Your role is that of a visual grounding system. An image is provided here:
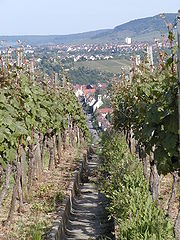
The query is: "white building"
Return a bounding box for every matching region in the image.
[93,95,103,112]
[89,56,96,61]
[88,98,96,107]
[75,86,83,97]
[125,37,132,45]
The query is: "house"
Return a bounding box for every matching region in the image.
[97,108,113,118]
[74,84,83,97]
[82,84,96,97]
[87,96,96,107]
[96,113,111,131]
[93,95,103,113]
[101,118,111,131]
[96,114,104,128]
[82,85,96,105]
[83,88,96,96]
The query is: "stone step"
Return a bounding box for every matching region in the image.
[63,152,114,240]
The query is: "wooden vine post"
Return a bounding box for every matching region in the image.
[177,10,180,147]
[174,9,180,240]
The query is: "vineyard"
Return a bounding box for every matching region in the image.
[99,26,180,239]
[0,59,89,238]
[0,15,180,240]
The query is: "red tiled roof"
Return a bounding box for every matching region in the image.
[83,88,96,96]
[97,108,113,114]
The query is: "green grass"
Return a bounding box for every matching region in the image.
[74,58,130,74]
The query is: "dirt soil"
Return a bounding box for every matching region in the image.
[0,146,86,240]
[160,173,179,224]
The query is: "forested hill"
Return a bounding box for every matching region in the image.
[0,13,176,45]
[114,13,176,33]
[92,13,176,42]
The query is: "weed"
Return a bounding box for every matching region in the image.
[43,196,56,212]
[28,191,34,203]
[26,221,45,240]
[36,183,55,198]
[17,219,48,240]
[55,191,64,204]
[32,202,43,213]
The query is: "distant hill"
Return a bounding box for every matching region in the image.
[115,13,176,33]
[0,13,177,46]
[0,29,110,46]
[92,13,177,43]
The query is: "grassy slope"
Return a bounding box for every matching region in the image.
[74,58,130,74]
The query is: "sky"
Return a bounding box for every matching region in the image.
[0,0,180,35]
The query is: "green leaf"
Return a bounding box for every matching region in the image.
[0,132,5,143]
[0,157,7,169]
[6,148,16,162]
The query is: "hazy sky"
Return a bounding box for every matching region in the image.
[0,0,179,35]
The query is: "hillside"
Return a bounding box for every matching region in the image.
[0,13,176,46]
[92,13,176,42]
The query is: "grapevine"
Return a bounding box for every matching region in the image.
[0,61,89,225]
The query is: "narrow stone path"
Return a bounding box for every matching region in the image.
[63,152,114,240]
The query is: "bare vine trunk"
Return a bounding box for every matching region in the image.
[68,122,72,147]
[129,128,135,153]
[17,161,24,213]
[74,125,78,147]
[48,136,54,171]
[62,131,67,150]
[77,127,80,147]
[128,131,131,152]
[27,144,35,192]
[149,151,160,202]
[53,135,57,167]
[70,128,74,147]
[6,165,18,223]
[35,135,42,181]
[41,135,47,169]
[140,146,148,179]
[168,172,179,217]
[79,130,83,145]
[57,132,62,163]
[70,119,75,147]
[21,148,28,200]
[0,163,11,208]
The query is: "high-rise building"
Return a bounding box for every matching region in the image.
[125,37,132,45]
